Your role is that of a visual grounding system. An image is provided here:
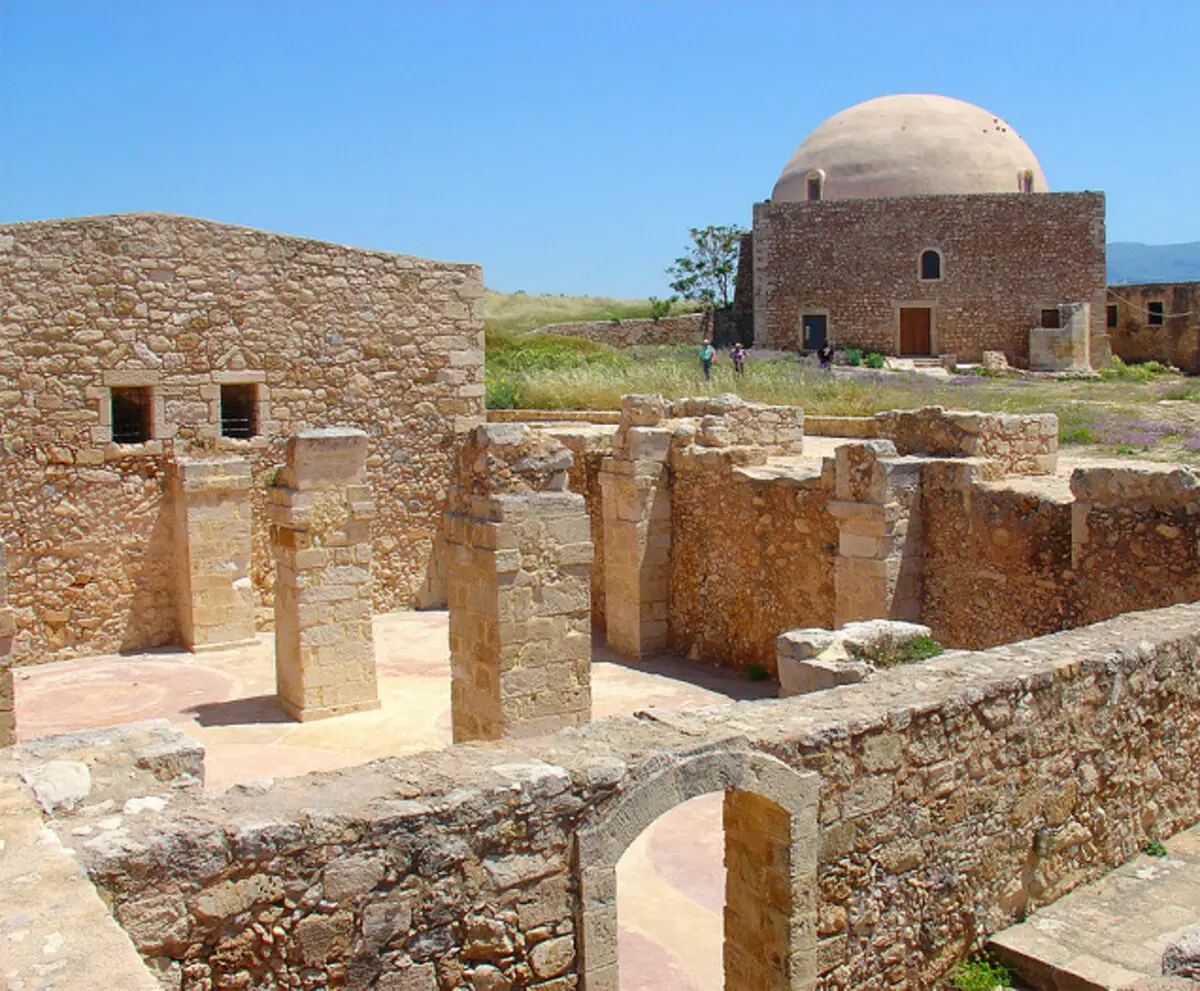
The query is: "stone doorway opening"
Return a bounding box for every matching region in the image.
[574,747,820,990]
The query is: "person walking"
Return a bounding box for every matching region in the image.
[700,339,715,380]
[731,342,746,375]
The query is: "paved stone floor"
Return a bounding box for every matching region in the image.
[13,611,761,990]
[990,824,1200,989]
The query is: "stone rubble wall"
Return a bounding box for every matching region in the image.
[1107,281,1200,373]
[51,602,1200,991]
[534,311,706,348]
[921,462,1200,650]
[0,212,484,663]
[0,540,13,746]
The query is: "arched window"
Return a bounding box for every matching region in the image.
[920,249,942,281]
[806,170,824,201]
[1020,170,1034,194]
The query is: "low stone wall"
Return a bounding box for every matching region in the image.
[804,415,879,438]
[487,409,622,425]
[876,406,1058,475]
[38,602,1200,991]
[922,462,1200,650]
[0,541,13,746]
[537,312,706,347]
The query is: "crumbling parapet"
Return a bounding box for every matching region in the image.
[831,440,924,626]
[445,423,593,741]
[169,458,256,652]
[599,396,673,658]
[269,429,379,722]
[876,406,1058,475]
[0,540,14,747]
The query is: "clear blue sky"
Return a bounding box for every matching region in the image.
[2,1,1197,297]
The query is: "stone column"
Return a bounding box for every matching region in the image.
[270,429,380,722]
[830,440,924,626]
[0,541,14,747]
[170,458,256,652]
[445,424,592,742]
[598,395,672,658]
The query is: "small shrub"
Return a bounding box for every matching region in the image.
[859,634,945,669]
[746,664,771,682]
[844,348,863,367]
[648,296,675,323]
[1144,838,1168,858]
[1099,356,1176,383]
[486,376,520,410]
[1060,424,1094,445]
[951,954,1013,991]
[864,352,886,369]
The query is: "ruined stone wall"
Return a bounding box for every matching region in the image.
[752,192,1107,365]
[64,603,1200,991]
[0,212,484,663]
[922,462,1200,650]
[668,448,836,673]
[0,541,13,746]
[1107,281,1200,373]
[875,406,1058,475]
[534,312,706,347]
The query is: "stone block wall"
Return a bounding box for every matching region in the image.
[0,212,484,663]
[536,311,706,347]
[444,424,593,741]
[875,406,1058,475]
[270,430,380,722]
[1107,281,1200,373]
[57,602,1200,991]
[170,458,256,651]
[752,192,1107,365]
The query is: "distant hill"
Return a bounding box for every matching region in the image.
[1108,242,1200,284]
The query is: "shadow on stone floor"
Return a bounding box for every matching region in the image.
[592,637,778,703]
[185,694,292,727]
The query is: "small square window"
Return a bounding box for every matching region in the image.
[1040,308,1061,329]
[111,387,153,444]
[220,384,258,439]
[1148,301,1165,326]
[1107,304,1118,329]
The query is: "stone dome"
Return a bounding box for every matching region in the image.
[772,94,1047,202]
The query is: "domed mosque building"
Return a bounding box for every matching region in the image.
[737,94,1108,369]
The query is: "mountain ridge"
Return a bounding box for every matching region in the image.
[1108,242,1200,284]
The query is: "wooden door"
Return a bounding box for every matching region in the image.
[899,308,932,355]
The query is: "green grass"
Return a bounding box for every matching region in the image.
[485,338,1200,461]
[1144,838,1168,858]
[483,290,701,334]
[951,955,1013,991]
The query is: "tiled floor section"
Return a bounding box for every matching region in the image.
[13,611,761,989]
[989,824,1200,989]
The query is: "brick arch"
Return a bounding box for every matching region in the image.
[573,745,820,990]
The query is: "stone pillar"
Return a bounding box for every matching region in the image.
[598,396,672,658]
[269,429,380,722]
[445,424,592,742]
[0,541,14,747]
[830,440,923,626]
[170,458,256,652]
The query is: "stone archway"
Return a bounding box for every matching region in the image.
[574,744,820,990]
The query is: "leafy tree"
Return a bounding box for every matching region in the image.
[666,225,747,312]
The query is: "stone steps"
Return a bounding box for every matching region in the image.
[987,824,1200,990]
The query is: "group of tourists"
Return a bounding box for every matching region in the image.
[698,340,746,380]
[699,340,836,378]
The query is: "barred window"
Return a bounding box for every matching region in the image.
[220,384,258,439]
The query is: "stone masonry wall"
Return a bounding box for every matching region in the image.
[669,447,836,673]
[59,602,1200,991]
[922,462,1200,650]
[535,312,706,348]
[0,212,484,663]
[875,406,1058,475]
[752,192,1107,365]
[0,541,13,746]
[1107,281,1200,373]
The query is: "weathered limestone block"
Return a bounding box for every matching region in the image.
[1163,924,1200,979]
[1030,302,1091,372]
[170,458,256,651]
[270,429,379,722]
[777,619,933,697]
[0,540,13,746]
[876,406,1058,475]
[445,424,593,741]
[831,441,924,626]
[600,399,672,658]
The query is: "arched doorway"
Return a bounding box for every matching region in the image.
[574,746,820,990]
